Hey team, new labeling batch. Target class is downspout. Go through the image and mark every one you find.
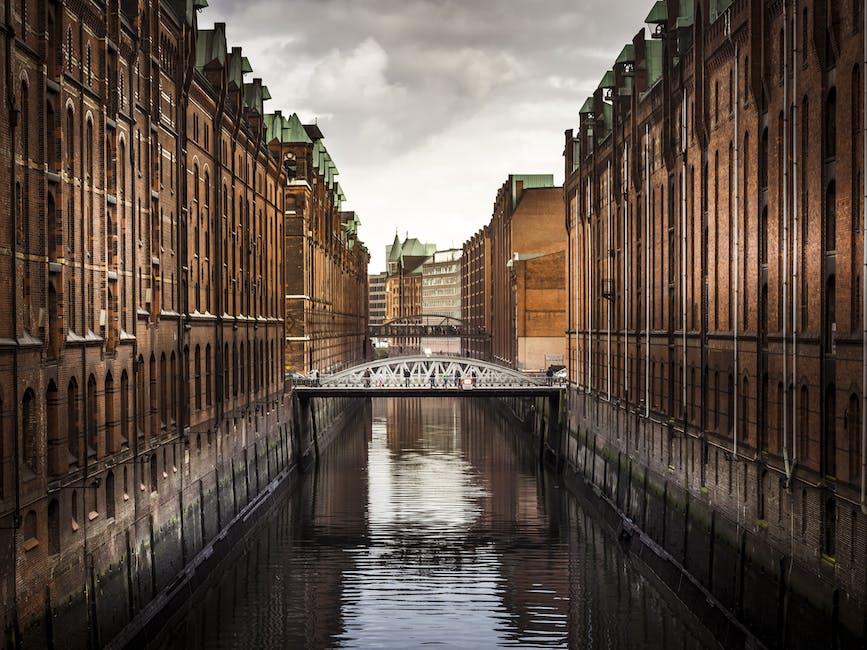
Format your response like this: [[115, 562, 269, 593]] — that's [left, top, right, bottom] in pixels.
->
[[624, 142, 629, 404], [6, 0, 21, 535], [861, 0, 867, 513], [782, 0, 792, 480], [607, 160, 612, 401], [587, 176, 592, 393], [732, 37, 740, 460], [792, 2, 800, 479], [645, 123, 650, 417], [682, 91, 688, 423]]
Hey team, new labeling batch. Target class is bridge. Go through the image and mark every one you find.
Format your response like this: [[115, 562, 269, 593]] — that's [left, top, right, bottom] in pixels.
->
[[290, 356, 564, 462], [368, 315, 489, 340]]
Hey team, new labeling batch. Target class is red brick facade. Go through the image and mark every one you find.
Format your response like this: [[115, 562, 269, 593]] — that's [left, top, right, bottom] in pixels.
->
[[0, 1, 317, 641], [566, 0, 867, 635]]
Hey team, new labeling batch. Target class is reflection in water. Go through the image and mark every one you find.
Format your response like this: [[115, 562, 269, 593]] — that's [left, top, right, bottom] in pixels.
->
[[150, 398, 716, 649]]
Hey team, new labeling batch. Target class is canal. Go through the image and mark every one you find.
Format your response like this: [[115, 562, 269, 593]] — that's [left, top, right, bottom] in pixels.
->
[[147, 398, 720, 649]]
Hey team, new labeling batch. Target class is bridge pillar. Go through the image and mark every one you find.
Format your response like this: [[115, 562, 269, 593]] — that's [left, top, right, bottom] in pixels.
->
[[543, 392, 564, 469], [292, 393, 317, 470]]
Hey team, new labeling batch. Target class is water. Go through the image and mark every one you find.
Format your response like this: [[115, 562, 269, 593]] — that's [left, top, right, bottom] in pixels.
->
[[149, 398, 718, 649]]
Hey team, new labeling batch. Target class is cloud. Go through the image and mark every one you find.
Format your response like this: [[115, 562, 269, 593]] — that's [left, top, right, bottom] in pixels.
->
[[200, 0, 644, 270]]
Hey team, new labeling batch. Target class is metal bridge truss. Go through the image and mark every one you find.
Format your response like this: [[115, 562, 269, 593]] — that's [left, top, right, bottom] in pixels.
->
[[321, 355, 544, 388], [369, 315, 488, 340]]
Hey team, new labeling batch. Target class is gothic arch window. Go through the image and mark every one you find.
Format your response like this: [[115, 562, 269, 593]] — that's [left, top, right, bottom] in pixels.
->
[[823, 497, 837, 557], [205, 344, 212, 407], [847, 393, 860, 483], [826, 384, 838, 477], [149, 354, 156, 436], [21, 388, 36, 475], [825, 87, 837, 161], [67, 378, 79, 466], [105, 471, 115, 519], [120, 370, 129, 448], [159, 353, 167, 428], [86, 374, 96, 457], [826, 274, 836, 353], [826, 181, 837, 251], [104, 373, 114, 455], [48, 499, 59, 555], [194, 345, 201, 410], [46, 382, 59, 476]]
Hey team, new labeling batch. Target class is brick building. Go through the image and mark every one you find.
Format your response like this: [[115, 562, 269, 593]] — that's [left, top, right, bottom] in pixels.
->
[[484, 175, 566, 370], [421, 248, 462, 354], [265, 112, 370, 374], [461, 226, 491, 360], [566, 0, 867, 641], [0, 0, 368, 643]]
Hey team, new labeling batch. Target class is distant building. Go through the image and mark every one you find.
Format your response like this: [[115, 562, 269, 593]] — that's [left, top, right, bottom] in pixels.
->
[[422, 249, 462, 354], [385, 234, 436, 352], [462, 227, 491, 360], [368, 272, 387, 327], [470, 175, 566, 371], [265, 114, 370, 374]]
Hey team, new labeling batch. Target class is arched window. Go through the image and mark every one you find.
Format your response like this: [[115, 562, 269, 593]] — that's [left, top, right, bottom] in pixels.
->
[[743, 131, 750, 331], [825, 87, 837, 161], [232, 343, 238, 397], [193, 163, 199, 203], [48, 499, 60, 555], [149, 453, 157, 493], [149, 354, 156, 436], [120, 370, 129, 447], [848, 393, 860, 484], [23, 510, 36, 545], [826, 275, 836, 353], [727, 374, 734, 434], [136, 356, 145, 436], [104, 373, 114, 455], [105, 471, 115, 519], [47, 382, 60, 476], [224, 343, 230, 400], [826, 384, 837, 477], [170, 352, 177, 424], [86, 374, 97, 457], [159, 354, 167, 428], [205, 344, 212, 407], [823, 497, 837, 557], [194, 345, 202, 410], [826, 181, 836, 251], [71, 489, 79, 527], [21, 388, 37, 475], [239, 343, 245, 395], [67, 378, 79, 466]]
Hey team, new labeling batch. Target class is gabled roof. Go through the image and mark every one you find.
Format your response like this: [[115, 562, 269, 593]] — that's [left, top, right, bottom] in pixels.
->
[[195, 23, 226, 70]]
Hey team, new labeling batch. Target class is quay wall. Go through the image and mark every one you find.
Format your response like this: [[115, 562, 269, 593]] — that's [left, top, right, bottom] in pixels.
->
[[553, 387, 866, 650], [10, 393, 358, 650]]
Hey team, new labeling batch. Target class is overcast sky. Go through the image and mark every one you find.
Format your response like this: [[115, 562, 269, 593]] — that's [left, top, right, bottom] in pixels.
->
[[200, 0, 641, 272]]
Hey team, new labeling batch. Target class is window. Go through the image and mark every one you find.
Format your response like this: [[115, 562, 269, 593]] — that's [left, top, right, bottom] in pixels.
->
[[825, 88, 837, 161], [48, 499, 60, 555], [104, 373, 114, 454], [194, 345, 201, 410], [848, 393, 860, 483], [67, 378, 79, 466], [826, 275, 836, 353], [86, 375, 96, 457], [824, 498, 837, 557], [825, 384, 837, 477], [105, 471, 115, 519], [21, 388, 37, 474], [205, 345, 212, 407], [826, 181, 837, 250]]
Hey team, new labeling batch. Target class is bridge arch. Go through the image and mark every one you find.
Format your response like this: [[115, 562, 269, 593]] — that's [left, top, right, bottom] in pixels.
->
[[322, 355, 543, 387]]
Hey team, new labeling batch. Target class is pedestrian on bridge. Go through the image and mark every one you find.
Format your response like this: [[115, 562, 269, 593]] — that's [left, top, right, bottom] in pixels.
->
[[546, 367, 554, 387], [429, 372, 436, 388], [363, 368, 371, 388], [404, 368, 411, 387], [454, 369, 461, 387]]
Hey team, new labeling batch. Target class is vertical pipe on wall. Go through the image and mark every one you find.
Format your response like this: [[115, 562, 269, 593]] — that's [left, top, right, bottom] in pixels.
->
[[792, 1, 800, 477], [645, 124, 651, 417], [861, 0, 867, 513], [587, 176, 592, 394], [783, 0, 792, 479], [607, 161, 612, 401], [624, 142, 629, 402], [682, 91, 688, 423], [732, 39, 740, 460]]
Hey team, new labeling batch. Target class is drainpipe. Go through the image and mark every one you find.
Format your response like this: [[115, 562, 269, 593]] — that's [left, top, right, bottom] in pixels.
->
[[624, 142, 629, 403], [645, 124, 650, 417], [782, 0, 792, 480], [792, 2, 800, 479], [607, 160, 612, 401], [682, 91, 688, 423], [732, 36, 740, 460], [587, 176, 592, 394], [862, 0, 867, 513]]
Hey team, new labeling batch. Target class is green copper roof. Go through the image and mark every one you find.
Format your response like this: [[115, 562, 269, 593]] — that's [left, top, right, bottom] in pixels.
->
[[262, 86, 272, 101], [646, 40, 664, 89], [226, 48, 243, 89], [599, 70, 616, 89], [646, 0, 667, 24], [241, 57, 253, 74], [510, 174, 554, 208], [616, 44, 635, 65], [193, 0, 208, 8], [195, 24, 226, 70], [579, 97, 594, 115], [710, 0, 733, 21]]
